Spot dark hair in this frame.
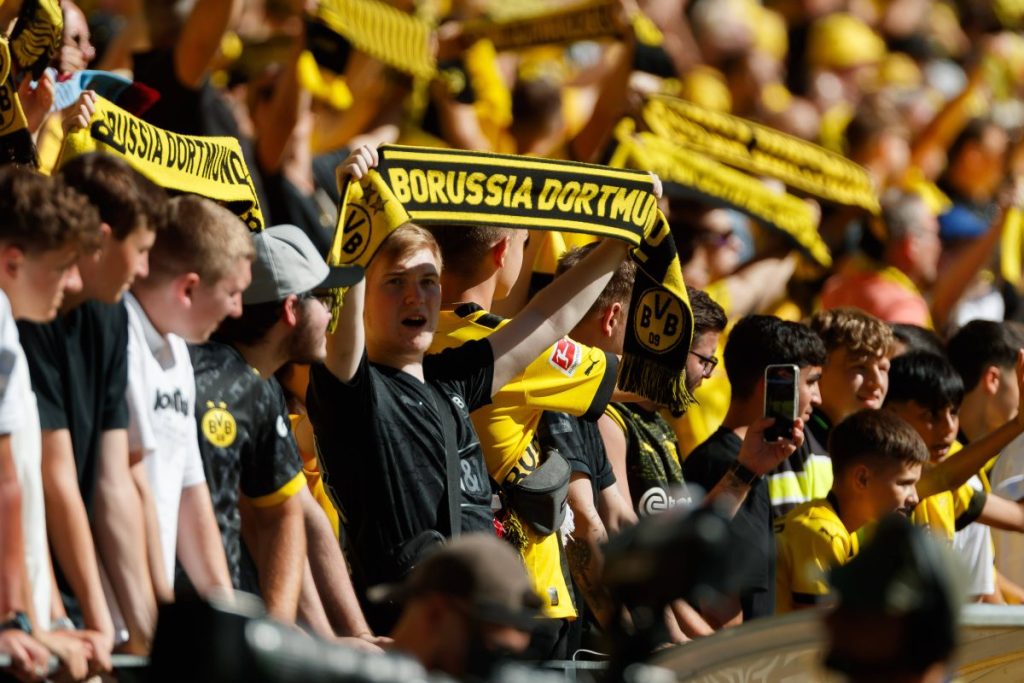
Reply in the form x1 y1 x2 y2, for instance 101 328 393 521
556 243 636 316
890 323 945 357
0 166 102 254
428 225 513 278
212 300 285 346
58 152 167 239
723 315 827 399
830 410 929 477
885 351 964 413
687 286 726 336
946 118 998 170
947 320 1024 392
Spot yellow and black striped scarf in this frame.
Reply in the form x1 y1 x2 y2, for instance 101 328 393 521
331 145 695 413
58 97 265 231
0 37 34 166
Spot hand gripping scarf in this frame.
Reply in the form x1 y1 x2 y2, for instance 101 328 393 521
57 97 265 230
330 145 696 414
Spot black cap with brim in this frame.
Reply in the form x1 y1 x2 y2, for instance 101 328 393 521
366 582 543 631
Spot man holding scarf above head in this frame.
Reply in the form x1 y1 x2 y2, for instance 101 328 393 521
308 144 681 635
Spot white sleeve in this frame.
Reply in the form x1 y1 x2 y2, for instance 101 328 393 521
126 323 157 459
180 352 206 488
0 295 26 435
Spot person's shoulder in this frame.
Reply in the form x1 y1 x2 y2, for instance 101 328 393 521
424 337 494 376
683 427 740 480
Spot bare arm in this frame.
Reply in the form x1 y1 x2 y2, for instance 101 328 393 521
254 38 304 173
565 475 617 630
40 430 115 647
977 495 1024 533
176 484 233 597
489 238 630 393
596 472 637 535
297 487 373 638
669 599 714 639
297 558 334 638
174 0 241 88
720 256 797 319
240 494 305 623
0 434 25 614
597 413 634 513
324 280 366 383
702 417 803 519
129 457 173 604
92 429 158 654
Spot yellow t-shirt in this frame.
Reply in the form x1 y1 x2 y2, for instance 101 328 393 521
911 442 987 542
774 497 859 613
430 303 618 619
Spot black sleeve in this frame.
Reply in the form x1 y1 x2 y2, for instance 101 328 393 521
17 321 67 430
955 489 988 531
580 351 619 421
101 304 130 431
682 440 731 494
538 412 594 478
240 378 303 501
424 339 494 413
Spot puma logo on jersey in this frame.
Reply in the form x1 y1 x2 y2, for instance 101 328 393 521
548 339 581 377
154 388 189 416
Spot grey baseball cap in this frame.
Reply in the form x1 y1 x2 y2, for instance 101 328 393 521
244 225 363 305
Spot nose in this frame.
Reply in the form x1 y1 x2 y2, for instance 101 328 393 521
64 263 83 294
907 487 920 509
229 293 244 318
137 252 150 279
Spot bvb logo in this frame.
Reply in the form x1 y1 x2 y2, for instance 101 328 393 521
201 401 237 448
633 288 685 353
339 203 372 263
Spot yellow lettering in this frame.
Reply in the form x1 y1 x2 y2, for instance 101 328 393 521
574 182 598 215
466 172 485 204
426 169 448 203
555 181 580 212
448 171 465 203
410 169 429 203
389 169 411 202
538 179 561 210
485 174 507 207
597 185 619 216
510 177 533 209
611 188 639 222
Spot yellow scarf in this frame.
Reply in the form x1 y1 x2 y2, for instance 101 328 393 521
0 37 33 166
57 97 265 230
330 145 695 413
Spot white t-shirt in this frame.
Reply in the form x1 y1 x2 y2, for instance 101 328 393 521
124 293 206 582
952 474 995 598
990 433 1024 587
0 291 49 628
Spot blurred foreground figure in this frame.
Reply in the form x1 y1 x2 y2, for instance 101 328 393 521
825 514 964 683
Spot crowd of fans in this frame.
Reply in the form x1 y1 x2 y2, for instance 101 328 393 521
4 0 1024 680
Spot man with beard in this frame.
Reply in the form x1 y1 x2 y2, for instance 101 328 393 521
191 225 374 640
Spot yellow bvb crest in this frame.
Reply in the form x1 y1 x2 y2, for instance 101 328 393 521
201 401 237 448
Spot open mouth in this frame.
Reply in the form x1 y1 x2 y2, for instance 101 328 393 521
402 315 427 329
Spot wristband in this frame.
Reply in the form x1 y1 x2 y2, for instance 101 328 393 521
0 611 32 635
51 617 76 631
728 461 762 487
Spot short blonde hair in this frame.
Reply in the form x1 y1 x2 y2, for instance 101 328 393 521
148 196 255 283
811 307 895 359
373 223 443 272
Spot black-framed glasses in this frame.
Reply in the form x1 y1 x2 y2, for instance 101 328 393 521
690 349 718 379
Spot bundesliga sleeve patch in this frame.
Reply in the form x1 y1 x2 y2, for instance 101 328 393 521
549 339 582 377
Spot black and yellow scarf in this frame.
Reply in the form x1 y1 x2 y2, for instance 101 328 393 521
330 145 695 414
0 37 34 166
58 97 265 231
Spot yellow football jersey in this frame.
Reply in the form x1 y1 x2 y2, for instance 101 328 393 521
912 442 986 542
775 497 859 614
430 303 618 619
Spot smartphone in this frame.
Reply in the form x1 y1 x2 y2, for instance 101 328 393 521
764 364 799 442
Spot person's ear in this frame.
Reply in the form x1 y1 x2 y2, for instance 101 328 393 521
0 245 24 280
492 235 511 269
99 222 113 243
852 463 872 491
982 365 1002 396
176 272 201 307
601 302 623 337
282 295 301 327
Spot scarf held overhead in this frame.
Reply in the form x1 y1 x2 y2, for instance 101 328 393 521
642 95 879 213
57 97 265 230
331 145 695 413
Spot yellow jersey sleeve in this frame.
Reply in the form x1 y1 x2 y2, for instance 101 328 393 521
776 501 854 612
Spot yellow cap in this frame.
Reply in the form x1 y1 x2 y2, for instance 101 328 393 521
808 13 885 70
679 66 732 113
751 6 788 61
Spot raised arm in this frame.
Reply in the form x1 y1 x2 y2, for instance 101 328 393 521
174 0 241 88
919 350 1024 499
488 238 630 393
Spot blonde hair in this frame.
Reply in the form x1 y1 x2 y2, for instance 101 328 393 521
810 307 895 359
373 223 443 272
147 196 255 284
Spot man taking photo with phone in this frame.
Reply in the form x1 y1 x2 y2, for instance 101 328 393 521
683 315 826 627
